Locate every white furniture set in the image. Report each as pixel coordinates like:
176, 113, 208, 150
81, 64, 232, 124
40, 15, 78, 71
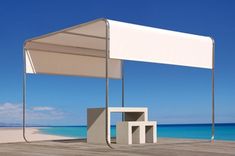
87, 107, 157, 145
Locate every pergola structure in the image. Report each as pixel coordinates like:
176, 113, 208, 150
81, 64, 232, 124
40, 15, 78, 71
23, 18, 215, 147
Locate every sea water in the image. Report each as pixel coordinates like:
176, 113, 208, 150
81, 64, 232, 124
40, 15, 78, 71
39, 123, 235, 141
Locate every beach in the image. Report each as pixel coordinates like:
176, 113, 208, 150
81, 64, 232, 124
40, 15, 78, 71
0, 128, 72, 143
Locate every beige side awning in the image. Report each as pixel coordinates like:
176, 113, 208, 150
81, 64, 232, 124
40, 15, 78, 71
24, 19, 122, 79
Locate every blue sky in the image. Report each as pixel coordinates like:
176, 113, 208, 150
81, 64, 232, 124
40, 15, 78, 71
0, 0, 234, 125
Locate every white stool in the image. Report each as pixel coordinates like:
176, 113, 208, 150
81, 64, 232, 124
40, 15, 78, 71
116, 121, 157, 145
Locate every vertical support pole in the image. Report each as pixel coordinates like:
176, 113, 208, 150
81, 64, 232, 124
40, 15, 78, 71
22, 48, 29, 143
211, 38, 215, 142
104, 20, 113, 148
122, 61, 125, 121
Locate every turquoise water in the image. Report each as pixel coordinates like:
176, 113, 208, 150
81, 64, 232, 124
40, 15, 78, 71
39, 123, 235, 141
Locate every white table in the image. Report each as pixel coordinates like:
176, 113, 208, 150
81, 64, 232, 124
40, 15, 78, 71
87, 107, 148, 144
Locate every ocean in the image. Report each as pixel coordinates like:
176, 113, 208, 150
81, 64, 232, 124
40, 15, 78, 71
38, 123, 235, 141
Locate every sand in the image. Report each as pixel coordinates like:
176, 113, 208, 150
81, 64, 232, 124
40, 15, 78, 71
0, 127, 73, 143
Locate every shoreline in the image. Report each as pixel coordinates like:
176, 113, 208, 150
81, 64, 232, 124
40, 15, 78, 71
1, 126, 235, 143
0, 127, 73, 143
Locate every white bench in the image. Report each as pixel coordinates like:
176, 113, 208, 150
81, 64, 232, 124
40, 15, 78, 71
116, 121, 157, 145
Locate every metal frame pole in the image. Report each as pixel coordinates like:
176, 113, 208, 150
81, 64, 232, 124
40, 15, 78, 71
22, 48, 29, 143
104, 20, 113, 148
211, 38, 215, 142
122, 61, 125, 121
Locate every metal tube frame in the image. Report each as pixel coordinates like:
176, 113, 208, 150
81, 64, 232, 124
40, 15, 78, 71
122, 61, 125, 121
211, 38, 215, 142
104, 19, 113, 148
23, 48, 29, 143
22, 18, 214, 146
104, 20, 125, 148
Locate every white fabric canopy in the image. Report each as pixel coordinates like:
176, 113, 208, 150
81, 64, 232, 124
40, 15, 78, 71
109, 20, 213, 69
24, 18, 213, 79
